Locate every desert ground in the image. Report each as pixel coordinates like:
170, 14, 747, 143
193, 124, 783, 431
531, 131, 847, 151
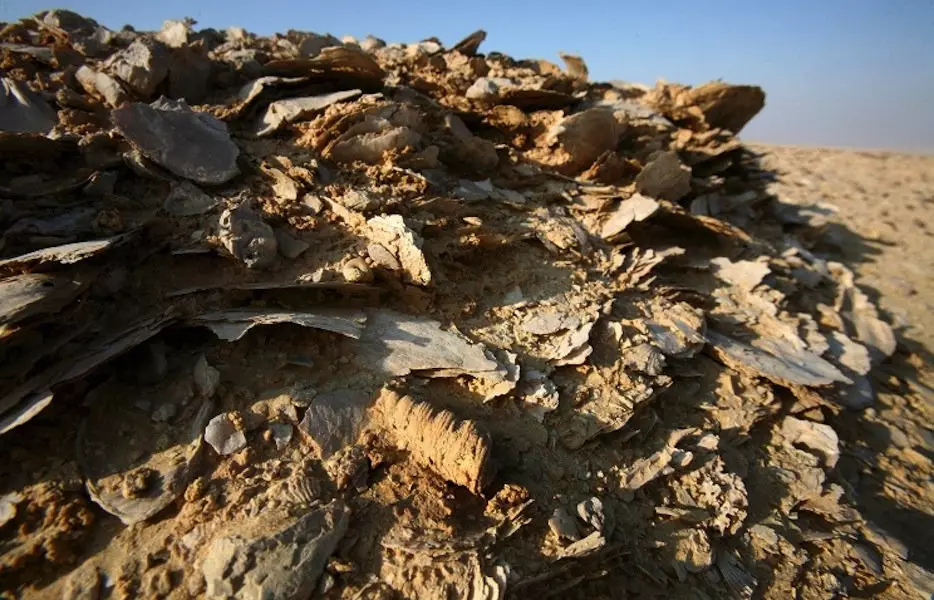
749, 142, 934, 592
749, 144, 934, 353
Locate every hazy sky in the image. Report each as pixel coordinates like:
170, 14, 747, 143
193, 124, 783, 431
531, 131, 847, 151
2, 0, 933, 153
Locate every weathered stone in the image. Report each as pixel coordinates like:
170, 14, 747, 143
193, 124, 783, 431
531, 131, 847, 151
167, 47, 213, 103
0, 78, 57, 134
202, 501, 350, 600
298, 389, 371, 459
163, 181, 217, 216
157, 19, 192, 48
635, 151, 692, 201
112, 97, 240, 185
76, 66, 129, 107
366, 215, 431, 285
465, 77, 515, 100
205, 413, 247, 456
218, 205, 278, 269
601, 194, 660, 239
548, 108, 623, 173
107, 39, 170, 97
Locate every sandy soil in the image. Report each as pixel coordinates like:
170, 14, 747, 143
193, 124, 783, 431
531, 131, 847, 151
750, 142, 934, 591
748, 144, 934, 354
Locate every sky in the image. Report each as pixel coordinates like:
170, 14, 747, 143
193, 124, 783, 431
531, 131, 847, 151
2, 0, 933, 153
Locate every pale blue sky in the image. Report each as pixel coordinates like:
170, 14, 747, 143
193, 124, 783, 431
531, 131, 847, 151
2, 1, 933, 153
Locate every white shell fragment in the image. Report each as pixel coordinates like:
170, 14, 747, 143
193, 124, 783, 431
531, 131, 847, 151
79, 376, 212, 525
600, 194, 660, 239
255, 89, 362, 136
366, 214, 431, 285
707, 330, 851, 387
780, 417, 840, 468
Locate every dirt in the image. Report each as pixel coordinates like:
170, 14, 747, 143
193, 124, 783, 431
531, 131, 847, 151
748, 144, 934, 353
746, 142, 934, 596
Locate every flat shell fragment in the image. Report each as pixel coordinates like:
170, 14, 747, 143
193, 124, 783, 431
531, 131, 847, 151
0, 492, 21, 527
517, 369, 559, 421
642, 301, 706, 358
560, 531, 606, 559
353, 309, 499, 379
264, 46, 384, 88
710, 257, 770, 291
557, 375, 664, 449
205, 413, 247, 455
780, 417, 840, 468
466, 77, 515, 100
635, 151, 692, 201
559, 53, 589, 81
269, 423, 293, 450
255, 89, 362, 136
0, 235, 130, 269
0, 273, 84, 326
203, 501, 350, 600
549, 507, 581, 541
619, 429, 695, 493
706, 330, 850, 387
577, 497, 611, 534
547, 108, 623, 174
113, 97, 240, 185
451, 29, 486, 56
600, 193, 659, 239
191, 309, 366, 342
265, 167, 300, 202
329, 125, 422, 164
551, 320, 595, 366
844, 283, 896, 363
194, 355, 220, 398
79, 377, 212, 525
298, 389, 372, 459
75, 65, 129, 107
826, 331, 871, 375
676, 82, 765, 133
163, 181, 217, 216
106, 38, 169, 97
521, 310, 579, 335
717, 551, 758, 599
1, 77, 57, 134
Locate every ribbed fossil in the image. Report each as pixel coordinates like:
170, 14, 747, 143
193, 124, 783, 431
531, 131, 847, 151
369, 390, 495, 495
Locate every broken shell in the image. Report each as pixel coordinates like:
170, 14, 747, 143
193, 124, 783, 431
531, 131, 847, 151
218, 205, 278, 269
342, 258, 373, 282
205, 412, 247, 456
